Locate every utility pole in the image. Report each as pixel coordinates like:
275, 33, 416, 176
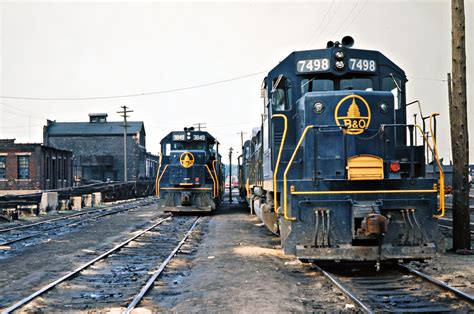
237, 131, 247, 148
193, 123, 206, 131
117, 106, 133, 182
450, 0, 471, 251
229, 147, 233, 203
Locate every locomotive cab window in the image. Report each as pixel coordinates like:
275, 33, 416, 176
165, 144, 171, 156
301, 79, 334, 93
172, 142, 185, 150
271, 76, 292, 111
382, 76, 402, 109
340, 78, 373, 91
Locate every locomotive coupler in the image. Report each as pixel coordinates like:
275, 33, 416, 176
181, 192, 191, 206
357, 213, 388, 237
357, 213, 389, 271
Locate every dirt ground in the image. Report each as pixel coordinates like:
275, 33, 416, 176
0, 198, 472, 313
135, 203, 353, 313
135, 201, 474, 313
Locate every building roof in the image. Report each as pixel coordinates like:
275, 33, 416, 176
46, 121, 145, 136
0, 139, 72, 153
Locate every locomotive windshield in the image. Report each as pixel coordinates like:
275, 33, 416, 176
172, 142, 207, 150
300, 77, 373, 93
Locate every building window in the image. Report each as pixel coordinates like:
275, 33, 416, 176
18, 156, 29, 179
46, 156, 50, 180
0, 157, 5, 179
64, 158, 68, 180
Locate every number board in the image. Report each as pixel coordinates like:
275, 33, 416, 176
172, 134, 185, 141
348, 58, 377, 72
192, 134, 206, 141
297, 58, 330, 73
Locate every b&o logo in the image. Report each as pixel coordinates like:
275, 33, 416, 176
334, 94, 371, 135
180, 152, 195, 168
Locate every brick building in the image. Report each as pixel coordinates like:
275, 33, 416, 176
0, 139, 73, 195
43, 113, 158, 182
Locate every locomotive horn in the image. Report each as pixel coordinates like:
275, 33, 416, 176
342, 36, 354, 48
326, 41, 334, 48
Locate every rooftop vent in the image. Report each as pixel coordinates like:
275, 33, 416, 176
89, 113, 108, 123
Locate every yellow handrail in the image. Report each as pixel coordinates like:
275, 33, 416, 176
155, 152, 162, 197
212, 160, 219, 197
245, 178, 250, 199
272, 114, 288, 214
204, 164, 217, 198
283, 125, 314, 221
156, 164, 168, 198
415, 121, 444, 218
280, 119, 444, 219
428, 113, 445, 218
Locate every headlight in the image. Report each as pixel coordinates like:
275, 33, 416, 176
313, 101, 325, 114
335, 51, 344, 59
335, 61, 344, 70
379, 102, 389, 113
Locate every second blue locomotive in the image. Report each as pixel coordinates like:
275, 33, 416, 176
156, 127, 223, 212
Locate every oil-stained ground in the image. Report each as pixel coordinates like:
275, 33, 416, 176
136, 201, 474, 313
136, 203, 356, 313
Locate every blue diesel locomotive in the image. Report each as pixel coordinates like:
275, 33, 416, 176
156, 127, 223, 212
240, 37, 445, 266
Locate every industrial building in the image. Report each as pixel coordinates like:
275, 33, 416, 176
0, 139, 73, 195
43, 113, 158, 183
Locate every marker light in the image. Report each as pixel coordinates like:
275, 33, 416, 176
195, 177, 200, 182
390, 161, 401, 173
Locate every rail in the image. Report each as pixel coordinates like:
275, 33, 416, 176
124, 217, 201, 313
314, 263, 474, 312
399, 264, 474, 303
1, 217, 171, 313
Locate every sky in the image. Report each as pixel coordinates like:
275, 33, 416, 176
0, 0, 473, 165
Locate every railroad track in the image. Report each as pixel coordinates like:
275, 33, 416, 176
0, 197, 157, 252
314, 263, 474, 313
1, 215, 201, 313
438, 217, 474, 235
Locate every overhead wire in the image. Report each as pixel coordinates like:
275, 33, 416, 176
306, 0, 341, 48
330, 0, 361, 38
0, 71, 266, 101
0, 103, 47, 120
305, 0, 336, 48
339, 0, 369, 35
